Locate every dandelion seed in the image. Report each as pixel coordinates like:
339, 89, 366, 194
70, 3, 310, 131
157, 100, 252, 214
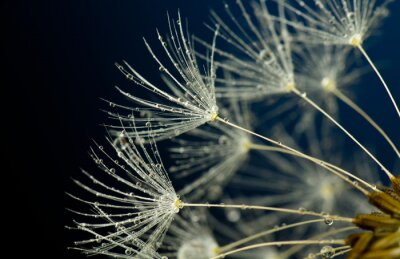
198, 0, 295, 101
231, 126, 376, 233
108, 13, 219, 141
170, 100, 251, 200
278, 0, 393, 46
67, 131, 181, 258
291, 44, 364, 132
162, 210, 219, 259
294, 45, 357, 95
279, 0, 400, 118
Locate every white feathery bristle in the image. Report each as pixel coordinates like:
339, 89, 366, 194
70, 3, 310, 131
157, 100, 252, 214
68, 131, 180, 258
107, 12, 220, 141
170, 100, 252, 201
276, 0, 393, 46
197, 0, 295, 101
162, 211, 218, 259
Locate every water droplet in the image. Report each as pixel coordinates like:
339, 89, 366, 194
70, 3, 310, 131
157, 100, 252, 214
298, 207, 307, 213
347, 12, 355, 20
218, 135, 229, 145
321, 246, 335, 258
125, 248, 133, 255
226, 209, 240, 222
174, 129, 181, 136
324, 216, 334, 226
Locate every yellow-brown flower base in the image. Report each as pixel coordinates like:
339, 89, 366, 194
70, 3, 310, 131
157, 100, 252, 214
346, 176, 400, 258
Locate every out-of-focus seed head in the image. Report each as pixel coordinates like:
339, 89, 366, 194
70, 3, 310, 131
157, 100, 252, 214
170, 100, 252, 201
278, 0, 394, 46
162, 210, 219, 259
197, 0, 295, 102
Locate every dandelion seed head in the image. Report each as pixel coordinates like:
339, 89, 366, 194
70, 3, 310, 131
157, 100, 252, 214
233, 126, 375, 229
349, 33, 363, 47
321, 77, 337, 92
161, 210, 219, 259
171, 123, 250, 200
177, 234, 219, 259
68, 131, 180, 258
280, 0, 394, 46
290, 44, 365, 130
200, 0, 295, 101
294, 45, 356, 94
319, 178, 339, 201
170, 101, 252, 200
107, 13, 219, 141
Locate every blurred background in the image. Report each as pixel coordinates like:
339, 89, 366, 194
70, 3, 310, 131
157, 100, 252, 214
3, 0, 400, 258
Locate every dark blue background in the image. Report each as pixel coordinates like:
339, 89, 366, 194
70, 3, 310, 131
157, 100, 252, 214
4, 1, 399, 258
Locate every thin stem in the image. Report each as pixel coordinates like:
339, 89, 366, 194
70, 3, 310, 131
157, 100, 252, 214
247, 143, 374, 195
357, 44, 400, 118
181, 202, 354, 222
282, 226, 357, 258
218, 219, 326, 253
332, 248, 353, 258
332, 88, 400, 158
291, 87, 395, 181
248, 143, 293, 154
217, 116, 374, 194
211, 239, 346, 259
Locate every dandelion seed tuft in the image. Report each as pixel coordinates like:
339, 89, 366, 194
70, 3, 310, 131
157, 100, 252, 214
279, 0, 394, 46
201, 0, 296, 101
107, 13, 220, 141
68, 131, 180, 258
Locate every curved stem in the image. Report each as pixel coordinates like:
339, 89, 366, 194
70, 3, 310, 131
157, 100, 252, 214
357, 44, 400, 118
291, 87, 395, 181
181, 202, 353, 222
211, 239, 346, 259
332, 88, 400, 158
331, 248, 353, 258
217, 116, 374, 194
282, 226, 357, 258
218, 219, 325, 253
247, 143, 374, 195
